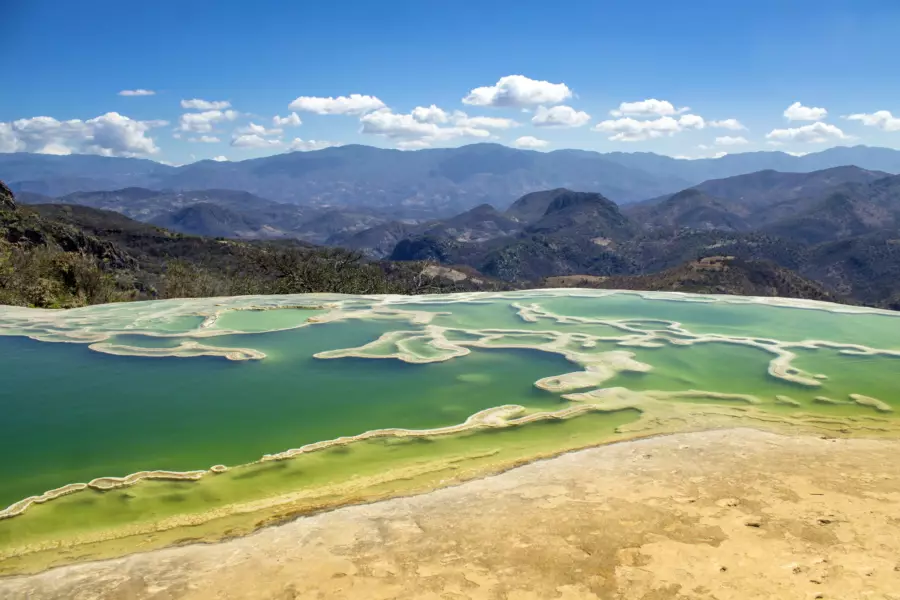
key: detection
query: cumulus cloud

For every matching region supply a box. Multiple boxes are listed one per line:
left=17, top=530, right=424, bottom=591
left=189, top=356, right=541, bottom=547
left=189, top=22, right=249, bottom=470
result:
left=118, top=89, right=155, bottom=97
left=531, top=105, right=591, bottom=128
left=412, top=105, right=450, bottom=124
left=211, top=155, right=229, bottom=161
left=0, top=112, right=164, bottom=156
left=592, top=113, right=704, bottom=142
left=288, top=138, right=339, bottom=151
left=453, top=111, right=519, bottom=129
left=513, top=136, right=549, bottom=149
left=181, top=99, right=231, bottom=110
left=765, top=122, right=848, bottom=144
left=236, top=122, right=283, bottom=137
left=189, top=135, right=221, bottom=143
left=395, top=140, right=432, bottom=150
left=593, top=116, right=681, bottom=141
left=360, top=110, right=441, bottom=139
left=678, top=114, right=705, bottom=129
left=844, top=110, right=900, bottom=132
left=674, top=151, right=729, bottom=160
left=230, top=134, right=283, bottom=148
left=709, top=119, right=746, bottom=130
left=783, top=102, right=827, bottom=122
left=715, top=135, right=749, bottom=146
left=610, top=99, right=688, bottom=117
left=360, top=108, right=491, bottom=148
left=228, top=132, right=338, bottom=152
left=463, top=75, right=572, bottom=108
left=178, top=109, right=239, bottom=133
left=273, top=112, right=302, bottom=127
left=288, top=94, right=385, bottom=115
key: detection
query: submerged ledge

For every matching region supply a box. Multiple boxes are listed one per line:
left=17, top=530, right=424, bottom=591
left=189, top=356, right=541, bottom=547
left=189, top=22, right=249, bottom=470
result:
left=0, top=470, right=209, bottom=520
left=88, top=341, right=266, bottom=361
left=1, top=380, right=896, bottom=524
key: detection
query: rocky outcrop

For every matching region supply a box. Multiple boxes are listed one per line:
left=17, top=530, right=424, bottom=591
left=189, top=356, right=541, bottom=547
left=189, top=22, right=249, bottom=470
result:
left=1, top=180, right=136, bottom=269
left=0, top=180, right=15, bottom=211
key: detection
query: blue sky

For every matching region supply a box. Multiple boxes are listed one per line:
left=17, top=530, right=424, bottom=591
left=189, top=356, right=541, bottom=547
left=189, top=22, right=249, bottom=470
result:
left=2, top=0, right=899, bottom=164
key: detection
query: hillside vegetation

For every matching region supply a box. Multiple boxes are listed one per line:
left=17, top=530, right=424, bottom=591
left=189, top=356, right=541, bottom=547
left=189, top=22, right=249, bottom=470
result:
left=0, top=181, right=500, bottom=308
left=544, top=256, right=838, bottom=303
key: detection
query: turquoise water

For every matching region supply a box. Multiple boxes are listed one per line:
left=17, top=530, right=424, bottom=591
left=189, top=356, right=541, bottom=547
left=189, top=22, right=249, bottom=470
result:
left=539, top=294, right=900, bottom=348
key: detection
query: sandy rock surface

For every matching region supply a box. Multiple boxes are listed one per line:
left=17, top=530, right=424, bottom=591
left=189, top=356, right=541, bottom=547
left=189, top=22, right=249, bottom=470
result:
left=3, top=428, right=900, bottom=600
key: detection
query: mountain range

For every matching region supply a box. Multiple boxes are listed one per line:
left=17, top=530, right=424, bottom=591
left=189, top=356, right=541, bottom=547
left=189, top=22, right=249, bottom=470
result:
left=15, top=187, right=388, bottom=245
left=4, top=144, right=900, bottom=218
left=0, top=181, right=856, bottom=311
left=383, top=167, right=900, bottom=308
left=4, top=144, right=900, bottom=309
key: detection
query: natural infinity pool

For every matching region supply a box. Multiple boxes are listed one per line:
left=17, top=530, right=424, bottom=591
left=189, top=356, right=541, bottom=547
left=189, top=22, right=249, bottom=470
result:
left=1, top=289, right=899, bottom=575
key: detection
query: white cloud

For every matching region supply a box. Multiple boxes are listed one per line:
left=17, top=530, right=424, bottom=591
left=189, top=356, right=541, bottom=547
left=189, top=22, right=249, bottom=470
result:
left=412, top=105, right=450, bottom=124
left=211, top=155, right=230, bottom=162
left=844, top=110, right=900, bottom=132
left=610, top=99, right=688, bottom=117
left=273, top=112, right=302, bottom=127
left=178, top=109, right=239, bottom=133
left=189, top=135, right=220, bottom=143
left=512, top=136, right=548, bottom=149
left=593, top=116, right=682, bottom=141
left=288, top=94, right=385, bottom=115
left=785, top=151, right=809, bottom=157
left=463, top=75, right=572, bottom=108
left=0, top=112, right=164, bottom=157
left=783, top=102, right=827, bottom=122
left=395, top=140, right=432, bottom=150
left=452, top=111, right=519, bottom=129
left=181, top=99, right=232, bottom=110
left=709, top=118, right=746, bottom=130
left=678, top=151, right=728, bottom=160
left=592, top=113, right=703, bottom=141
left=360, top=110, right=439, bottom=139
left=236, top=122, right=283, bottom=137
left=765, top=122, right=848, bottom=144
left=118, top=89, right=155, bottom=97
left=288, top=138, right=339, bottom=151
left=715, top=135, right=748, bottom=146
left=678, top=114, right=705, bottom=129
left=360, top=108, right=491, bottom=148
left=230, top=134, right=283, bottom=148
left=531, top=105, right=591, bottom=128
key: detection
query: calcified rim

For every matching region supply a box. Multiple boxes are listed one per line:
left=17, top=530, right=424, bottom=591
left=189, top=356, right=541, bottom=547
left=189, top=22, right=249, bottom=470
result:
left=1, top=289, right=899, bottom=522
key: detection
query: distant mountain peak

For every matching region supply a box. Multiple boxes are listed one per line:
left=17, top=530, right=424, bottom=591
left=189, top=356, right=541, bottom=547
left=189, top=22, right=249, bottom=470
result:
left=543, top=190, right=617, bottom=216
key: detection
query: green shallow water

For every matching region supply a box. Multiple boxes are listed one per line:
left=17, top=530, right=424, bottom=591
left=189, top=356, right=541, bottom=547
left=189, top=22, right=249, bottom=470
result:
left=1, top=289, right=900, bottom=568
left=0, top=410, right=640, bottom=549
left=539, top=294, right=900, bottom=348
left=0, top=323, right=575, bottom=507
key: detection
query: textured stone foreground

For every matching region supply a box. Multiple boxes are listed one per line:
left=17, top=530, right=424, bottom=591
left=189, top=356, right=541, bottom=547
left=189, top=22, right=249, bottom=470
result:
left=3, top=428, right=900, bottom=600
